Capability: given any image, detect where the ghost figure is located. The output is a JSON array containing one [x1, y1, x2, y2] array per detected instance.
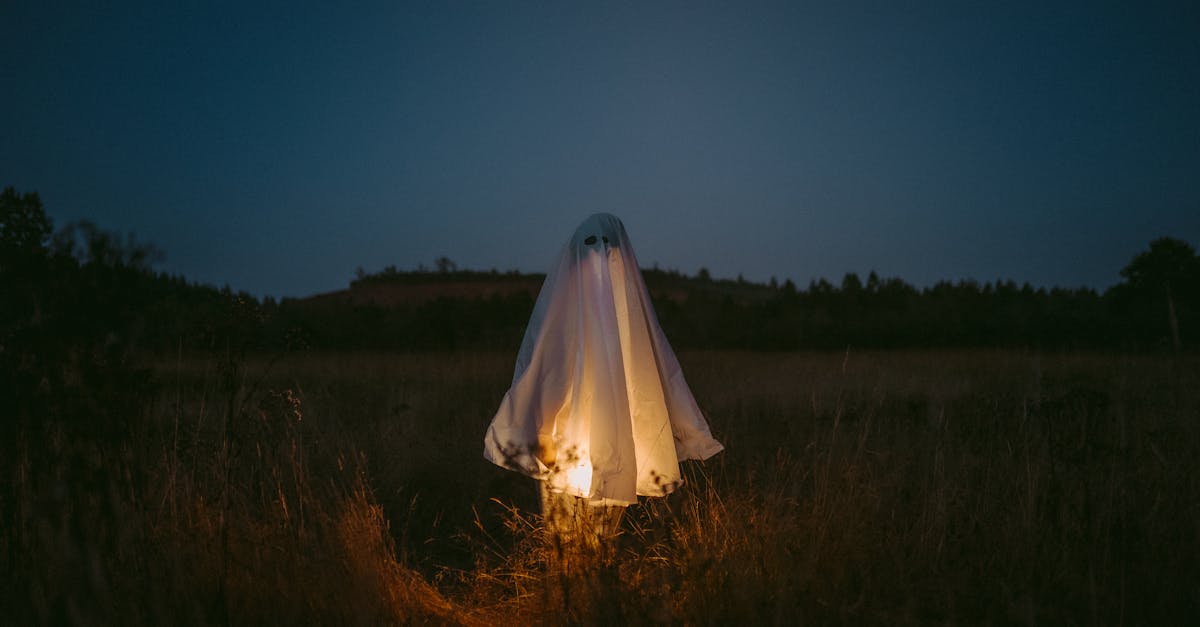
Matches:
[[484, 213, 723, 507]]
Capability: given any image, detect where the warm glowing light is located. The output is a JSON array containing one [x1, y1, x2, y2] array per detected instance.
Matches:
[[563, 461, 593, 496]]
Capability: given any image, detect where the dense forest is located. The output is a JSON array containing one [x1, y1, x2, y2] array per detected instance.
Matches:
[[3, 185, 1198, 363]]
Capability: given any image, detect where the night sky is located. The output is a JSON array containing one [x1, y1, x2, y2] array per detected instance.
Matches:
[[3, 1, 1198, 298]]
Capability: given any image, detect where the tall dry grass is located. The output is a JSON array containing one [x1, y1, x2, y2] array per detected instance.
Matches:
[[2, 351, 461, 625], [4, 349, 1198, 624]]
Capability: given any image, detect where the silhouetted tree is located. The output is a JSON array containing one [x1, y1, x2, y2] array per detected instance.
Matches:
[[842, 273, 863, 294], [51, 220, 162, 270], [0, 186, 52, 263], [866, 271, 881, 293], [1119, 238, 1198, 351]]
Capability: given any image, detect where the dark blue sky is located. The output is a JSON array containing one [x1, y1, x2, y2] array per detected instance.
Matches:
[[3, 1, 1197, 297]]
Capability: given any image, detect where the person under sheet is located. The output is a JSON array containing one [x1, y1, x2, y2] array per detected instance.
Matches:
[[484, 213, 723, 506]]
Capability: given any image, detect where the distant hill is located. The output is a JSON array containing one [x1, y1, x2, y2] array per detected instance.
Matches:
[[306, 272, 543, 307], [300, 267, 778, 310], [271, 252, 1198, 352]]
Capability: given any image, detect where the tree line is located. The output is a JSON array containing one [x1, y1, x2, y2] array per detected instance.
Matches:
[[3, 186, 1197, 365]]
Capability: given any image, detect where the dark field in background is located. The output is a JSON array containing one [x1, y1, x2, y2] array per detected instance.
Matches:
[[5, 349, 1197, 625]]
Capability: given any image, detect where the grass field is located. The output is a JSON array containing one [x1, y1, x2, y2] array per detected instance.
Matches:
[[6, 349, 1199, 625]]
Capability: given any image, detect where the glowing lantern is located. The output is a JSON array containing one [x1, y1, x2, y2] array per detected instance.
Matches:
[[483, 213, 724, 510]]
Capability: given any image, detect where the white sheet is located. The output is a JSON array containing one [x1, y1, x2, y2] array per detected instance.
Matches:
[[484, 213, 723, 505]]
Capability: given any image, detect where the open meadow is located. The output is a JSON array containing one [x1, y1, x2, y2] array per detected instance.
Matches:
[[5, 348, 1198, 625], [6, 2, 1200, 622]]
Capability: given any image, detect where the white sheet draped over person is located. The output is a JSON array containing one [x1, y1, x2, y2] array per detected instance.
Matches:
[[484, 213, 723, 508]]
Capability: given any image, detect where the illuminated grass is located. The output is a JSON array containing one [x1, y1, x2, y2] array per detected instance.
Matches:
[[5, 350, 1198, 624]]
